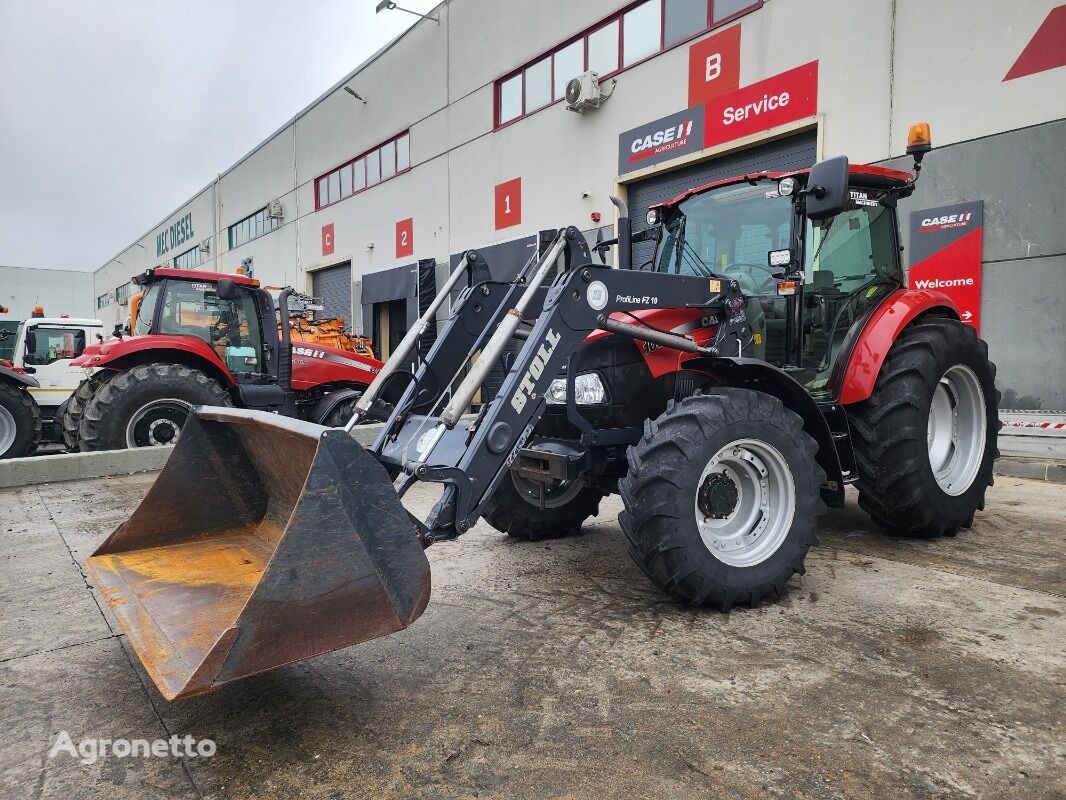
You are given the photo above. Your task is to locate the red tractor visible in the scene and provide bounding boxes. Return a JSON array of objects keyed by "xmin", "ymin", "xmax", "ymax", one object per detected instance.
[
  {"xmin": 86, "ymin": 124, "xmax": 1002, "ymax": 701},
  {"xmin": 67, "ymin": 268, "xmax": 382, "ymax": 450}
]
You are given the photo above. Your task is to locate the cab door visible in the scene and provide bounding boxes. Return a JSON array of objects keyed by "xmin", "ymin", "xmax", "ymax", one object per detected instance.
[{"xmin": 19, "ymin": 324, "xmax": 92, "ymax": 410}]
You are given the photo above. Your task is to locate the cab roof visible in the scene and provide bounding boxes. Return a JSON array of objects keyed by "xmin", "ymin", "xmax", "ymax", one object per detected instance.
[
  {"xmin": 655, "ymin": 164, "xmax": 914, "ymax": 211},
  {"xmin": 27, "ymin": 318, "xmax": 103, "ymax": 327},
  {"xmin": 136, "ymin": 268, "xmax": 260, "ymax": 287}
]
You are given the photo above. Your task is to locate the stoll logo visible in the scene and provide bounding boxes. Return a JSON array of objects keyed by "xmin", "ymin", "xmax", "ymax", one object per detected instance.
[{"xmin": 510, "ymin": 328, "xmax": 561, "ymax": 413}]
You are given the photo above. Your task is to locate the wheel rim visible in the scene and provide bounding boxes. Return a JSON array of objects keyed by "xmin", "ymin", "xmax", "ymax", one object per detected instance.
[
  {"xmin": 927, "ymin": 364, "xmax": 986, "ymax": 496},
  {"xmin": 695, "ymin": 438, "xmax": 796, "ymax": 567},
  {"xmin": 511, "ymin": 471, "xmax": 585, "ymax": 509},
  {"xmin": 0, "ymin": 405, "xmax": 17, "ymax": 455},
  {"xmin": 125, "ymin": 398, "xmax": 193, "ymax": 448}
]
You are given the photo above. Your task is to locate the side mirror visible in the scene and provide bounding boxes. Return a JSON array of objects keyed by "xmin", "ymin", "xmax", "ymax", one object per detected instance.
[
  {"xmin": 805, "ymin": 155, "xmax": 849, "ymax": 221},
  {"xmin": 216, "ymin": 277, "xmax": 239, "ymax": 300},
  {"xmin": 25, "ymin": 329, "xmax": 36, "ymax": 355}
]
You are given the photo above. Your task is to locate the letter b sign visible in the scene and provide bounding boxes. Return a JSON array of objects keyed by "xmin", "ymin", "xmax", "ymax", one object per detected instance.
[{"xmin": 688, "ymin": 25, "xmax": 740, "ymax": 107}]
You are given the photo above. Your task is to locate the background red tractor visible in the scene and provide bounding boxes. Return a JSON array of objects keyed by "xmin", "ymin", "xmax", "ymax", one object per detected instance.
[{"xmin": 66, "ymin": 268, "xmax": 382, "ymax": 450}]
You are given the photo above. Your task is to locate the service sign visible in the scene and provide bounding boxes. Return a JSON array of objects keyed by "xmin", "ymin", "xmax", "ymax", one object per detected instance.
[
  {"xmin": 703, "ymin": 61, "xmax": 818, "ymax": 148},
  {"xmin": 618, "ymin": 106, "xmax": 705, "ymax": 174},
  {"xmin": 908, "ymin": 201, "xmax": 984, "ymax": 331}
]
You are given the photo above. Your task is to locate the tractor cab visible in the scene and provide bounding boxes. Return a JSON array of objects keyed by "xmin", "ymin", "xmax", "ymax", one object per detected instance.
[
  {"xmin": 131, "ymin": 268, "xmax": 277, "ymax": 379},
  {"xmin": 649, "ymin": 163, "xmax": 913, "ymax": 399}
]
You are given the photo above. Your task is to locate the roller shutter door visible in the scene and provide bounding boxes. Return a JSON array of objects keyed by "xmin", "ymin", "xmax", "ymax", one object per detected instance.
[
  {"xmin": 312, "ymin": 262, "xmax": 352, "ymax": 322},
  {"xmin": 627, "ymin": 131, "xmax": 818, "ymax": 269}
]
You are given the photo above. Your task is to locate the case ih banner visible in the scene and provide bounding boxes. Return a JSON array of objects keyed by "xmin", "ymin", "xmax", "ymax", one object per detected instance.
[
  {"xmin": 618, "ymin": 106, "xmax": 705, "ymax": 174},
  {"xmin": 908, "ymin": 201, "xmax": 984, "ymax": 332}
]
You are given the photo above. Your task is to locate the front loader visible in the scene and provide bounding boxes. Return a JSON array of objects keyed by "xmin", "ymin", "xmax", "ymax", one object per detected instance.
[{"xmin": 86, "ymin": 124, "xmax": 999, "ymax": 700}]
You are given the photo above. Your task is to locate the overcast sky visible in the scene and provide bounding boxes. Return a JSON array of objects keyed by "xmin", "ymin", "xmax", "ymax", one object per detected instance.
[{"xmin": 0, "ymin": 0, "xmax": 439, "ymax": 271}]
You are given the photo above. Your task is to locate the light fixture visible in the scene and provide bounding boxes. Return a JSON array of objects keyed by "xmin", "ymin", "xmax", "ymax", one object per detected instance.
[
  {"xmin": 344, "ymin": 86, "xmax": 367, "ymax": 104},
  {"xmin": 646, "ymin": 208, "xmax": 661, "ymax": 225},
  {"xmin": 778, "ymin": 177, "xmax": 797, "ymax": 196},
  {"xmin": 375, "ymin": 1, "xmax": 439, "ymax": 24}
]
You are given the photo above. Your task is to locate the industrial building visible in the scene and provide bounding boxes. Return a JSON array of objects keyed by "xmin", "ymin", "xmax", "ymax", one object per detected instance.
[{"xmin": 91, "ymin": 0, "xmax": 1066, "ymax": 411}]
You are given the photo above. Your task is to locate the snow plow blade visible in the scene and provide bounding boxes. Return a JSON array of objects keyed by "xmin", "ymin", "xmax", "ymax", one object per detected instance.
[{"xmin": 84, "ymin": 407, "xmax": 430, "ymax": 701}]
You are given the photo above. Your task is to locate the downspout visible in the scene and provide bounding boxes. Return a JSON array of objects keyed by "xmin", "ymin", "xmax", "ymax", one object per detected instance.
[{"xmin": 293, "ymin": 117, "xmax": 301, "ymax": 288}]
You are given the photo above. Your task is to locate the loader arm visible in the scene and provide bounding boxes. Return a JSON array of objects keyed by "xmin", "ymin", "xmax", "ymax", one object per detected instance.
[{"xmin": 372, "ymin": 226, "xmax": 755, "ymax": 543}]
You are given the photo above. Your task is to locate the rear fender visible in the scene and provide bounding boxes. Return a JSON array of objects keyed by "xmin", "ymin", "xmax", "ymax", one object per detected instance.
[
  {"xmin": 682, "ymin": 356, "xmax": 844, "ymax": 506},
  {"xmin": 0, "ymin": 363, "xmax": 39, "ymax": 388},
  {"xmin": 75, "ymin": 336, "xmax": 236, "ymax": 388},
  {"xmin": 309, "ymin": 387, "xmax": 363, "ymax": 426},
  {"xmin": 837, "ymin": 289, "xmax": 958, "ymax": 405}
]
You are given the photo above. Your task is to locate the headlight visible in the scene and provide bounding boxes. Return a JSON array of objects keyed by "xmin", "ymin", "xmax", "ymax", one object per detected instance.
[
  {"xmin": 545, "ymin": 372, "xmax": 608, "ymax": 405},
  {"xmin": 646, "ymin": 208, "xmax": 661, "ymax": 225},
  {"xmin": 778, "ymin": 177, "xmax": 797, "ymax": 196}
]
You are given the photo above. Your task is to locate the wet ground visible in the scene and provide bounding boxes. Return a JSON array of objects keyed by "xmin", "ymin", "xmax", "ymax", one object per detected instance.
[{"xmin": 1, "ymin": 474, "xmax": 1063, "ymax": 799}]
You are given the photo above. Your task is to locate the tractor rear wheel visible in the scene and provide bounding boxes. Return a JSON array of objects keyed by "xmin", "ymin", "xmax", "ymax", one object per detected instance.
[
  {"xmin": 0, "ymin": 381, "xmax": 42, "ymax": 459},
  {"xmin": 619, "ymin": 389, "xmax": 824, "ymax": 610},
  {"xmin": 62, "ymin": 372, "xmax": 109, "ymax": 451},
  {"xmin": 483, "ymin": 471, "xmax": 605, "ymax": 541},
  {"xmin": 79, "ymin": 363, "xmax": 231, "ymax": 451},
  {"xmin": 847, "ymin": 317, "xmax": 999, "ymax": 537},
  {"xmin": 323, "ymin": 393, "xmax": 363, "ymax": 428}
]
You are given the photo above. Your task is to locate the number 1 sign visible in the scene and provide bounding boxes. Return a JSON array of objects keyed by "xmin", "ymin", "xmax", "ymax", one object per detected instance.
[{"xmin": 495, "ymin": 177, "xmax": 522, "ymax": 230}]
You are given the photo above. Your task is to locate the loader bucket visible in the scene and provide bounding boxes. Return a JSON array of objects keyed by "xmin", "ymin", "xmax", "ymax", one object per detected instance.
[{"xmin": 84, "ymin": 407, "xmax": 430, "ymax": 700}]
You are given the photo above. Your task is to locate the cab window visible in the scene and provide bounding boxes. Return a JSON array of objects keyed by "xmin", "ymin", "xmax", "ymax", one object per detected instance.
[
  {"xmin": 157, "ymin": 280, "xmax": 264, "ymax": 374},
  {"xmin": 24, "ymin": 327, "xmax": 87, "ymax": 365},
  {"xmin": 133, "ymin": 283, "xmax": 161, "ymax": 335},
  {"xmin": 656, "ymin": 183, "xmax": 792, "ymax": 297}
]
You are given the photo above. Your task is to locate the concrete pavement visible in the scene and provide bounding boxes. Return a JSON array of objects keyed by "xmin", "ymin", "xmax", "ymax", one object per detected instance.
[{"xmin": 1, "ymin": 474, "xmax": 1063, "ymax": 799}]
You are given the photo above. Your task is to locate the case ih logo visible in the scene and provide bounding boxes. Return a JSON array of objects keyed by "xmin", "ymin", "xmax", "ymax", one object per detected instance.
[
  {"xmin": 909, "ymin": 201, "xmax": 984, "ymax": 331},
  {"xmin": 919, "ymin": 211, "xmax": 975, "ymax": 231},
  {"xmin": 629, "ymin": 119, "xmax": 696, "ymax": 163},
  {"xmin": 292, "ymin": 346, "xmax": 325, "ymax": 358},
  {"xmin": 618, "ymin": 107, "xmax": 705, "ymax": 174}
]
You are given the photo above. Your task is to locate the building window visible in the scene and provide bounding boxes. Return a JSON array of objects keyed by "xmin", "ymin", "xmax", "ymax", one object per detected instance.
[
  {"xmin": 115, "ymin": 282, "xmax": 134, "ymax": 304},
  {"xmin": 228, "ymin": 207, "xmax": 280, "ymax": 250},
  {"xmin": 96, "ymin": 293, "xmax": 111, "ymax": 310},
  {"xmin": 172, "ymin": 246, "xmax": 203, "ymax": 269},
  {"xmin": 494, "ymin": 0, "xmax": 761, "ymax": 127},
  {"xmin": 314, "ymin": 130, "xmax": 411, "ymax": 210}
]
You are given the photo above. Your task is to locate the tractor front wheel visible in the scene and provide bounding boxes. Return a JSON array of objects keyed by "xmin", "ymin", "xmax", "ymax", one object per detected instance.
[
  {"xmin": 483, "ymin": 471, "xmax": 605, "ymax": 541},
  {"xmin": 62, "ymin": 372, "xmax": 109, "ymax": 451},
  {"xmin": 847, "ymin": 316, "xmax": 999, "ymax": 537},
  {"xmin": 0, "ymin": 381, "xmax": 41, "ymax": 459},
  {"xmin": 619, "ymin": 389, "xmax": 824, "ymax": 610},
  {"xmin": 79, "ymin": 364, "xmax": 231, "ymax": 451}
]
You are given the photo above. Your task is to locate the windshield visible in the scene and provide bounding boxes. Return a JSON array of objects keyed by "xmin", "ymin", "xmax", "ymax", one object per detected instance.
[
  {"xmin": 157, "ymin": 279, "xmax": 265, "ymax": 375},
  {"xmin": 655, "ymin": 182, "xmax": 792, "ymax": 297},
  {"xmin": 134, "ymin": 283, "xmax": 159, "ymax": 335}
]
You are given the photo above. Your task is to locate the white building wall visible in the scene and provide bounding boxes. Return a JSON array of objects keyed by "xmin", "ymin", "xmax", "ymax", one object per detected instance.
[{"xmin": 90, "ymin": 0, "xmax": 1066, "ymax": 335}]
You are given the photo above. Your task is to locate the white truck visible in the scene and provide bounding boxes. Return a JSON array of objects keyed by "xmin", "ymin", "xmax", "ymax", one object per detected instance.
[{"xmin": 0, "ymin": 314, "xmax": 104, "ymax": 457}]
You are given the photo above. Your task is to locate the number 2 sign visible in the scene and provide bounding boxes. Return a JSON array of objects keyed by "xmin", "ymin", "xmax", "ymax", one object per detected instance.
[
  {"xmin": 495, "ymin": 177, "xmax": 522, "ymax": 230},
  {"xmin": 688, "ymin": 25, "xmax": 741, "ymax": 107},
  {"xmin": 395, "ymin": 217, "xmax": 413, "ymax": 258}
]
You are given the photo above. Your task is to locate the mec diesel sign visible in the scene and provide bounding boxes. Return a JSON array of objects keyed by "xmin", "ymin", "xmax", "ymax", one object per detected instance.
[
  {"xmin": 156, "ymin": 213, "xmax": 194, "ymax": 257},
  {"xmin": 618, "ymin": 106, "xmax": 705, "ymax": 174}
]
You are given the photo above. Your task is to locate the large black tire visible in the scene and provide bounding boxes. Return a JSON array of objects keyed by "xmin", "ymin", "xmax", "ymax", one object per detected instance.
[
  {"xmin": 79, "ymin": 363, "xmax": 231, "ymax": 451},
  {"xmin": 619, "ymin": 389, "xmax": 825, "ymax": 610},
  {"xmin": 0, "ymin": 381, "xmax": 42, "ymax": 459},
  {"xmin": 483, "ymin": 471, "xmax": 605, "ymax": 541},
  {"xmin": 62, "ymin": 372, "xmax": 109, "ymax": 451},
  {"xmin": 323, "ymin": 393, "xmax": 363, "ymax": 428},
  {"xmin": 847, "ymin": 317, "xmax": 1000, "ymax": 537}
]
